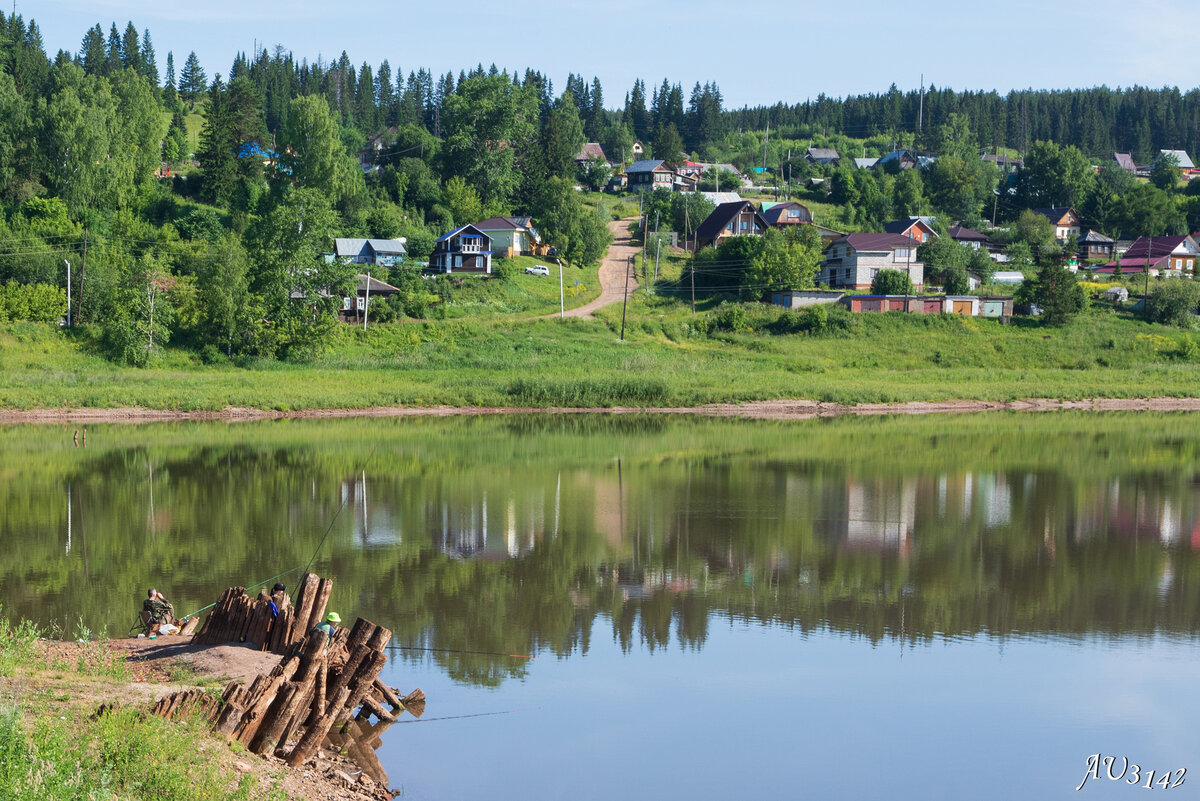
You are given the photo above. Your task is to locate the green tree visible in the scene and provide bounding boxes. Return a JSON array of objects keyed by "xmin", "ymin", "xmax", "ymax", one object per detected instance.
[
  {"xmin": 1017, "ymin": 140, "xmax": 1095, "ymax": 208},
  {"xmin": 443, "ymin": 175, "xmax": 482, "ymax": 227},
  {"xmin": 1151, "ymin": 152, "xmax": 1182, "ymax": 191},
  {"xmin": 178, "ymin": 51, "xmax": 206, "ymax": 106},
  {"xmin": 652, "ymin": 122, "xmax": 684, "ymax": 165},
  {"xmin": 529, "ymin": 177, "xmax": 611, "ymax": 266},
  {"xmin": 441, "ymin": 74, "xmax": 539, "ymax": 209},
  {"xmin": 542, "ymin": 92, "xmax": 586, "ymax": 180},
  {"xmin": 870, "ymin": 268, "xmax": 912, "ymax": 295},
  {"xmin": 741, "ymin": 226, "xmax": 823, "ymax": 299},
  {"xmin": 1145, "ymin": 280, "xmax": 1200, "ymax": 327},
  {"xmin": 1028, "ymin": 259, "xmax": 1086, "ymax": 324}
]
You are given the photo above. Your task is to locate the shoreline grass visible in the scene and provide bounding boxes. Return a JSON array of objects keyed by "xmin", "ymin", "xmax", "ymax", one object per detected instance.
[{"xmin": 2, "ymin": 303, "xmax": 1199, "ymax": 412}]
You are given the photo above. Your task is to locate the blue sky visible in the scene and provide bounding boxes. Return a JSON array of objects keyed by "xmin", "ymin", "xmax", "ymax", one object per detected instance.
[{"xmin": 30, "ymin": 0, "xmax": 1200, "ymax": 110}]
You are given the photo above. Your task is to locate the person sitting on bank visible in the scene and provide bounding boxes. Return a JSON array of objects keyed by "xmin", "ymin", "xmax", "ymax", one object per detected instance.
[
  {"xmin": 312, "ymin": 611, "xmax": 340, "ymax": 640},
  {"xmin": 143, "ymin": 588, "xmax": 175, "ymax": 632}
]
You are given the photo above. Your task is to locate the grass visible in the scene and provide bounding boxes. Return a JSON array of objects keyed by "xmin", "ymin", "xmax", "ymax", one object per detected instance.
[
  {"xmin": 0, "ymin": 609, "xmax": 286, "ymax": 800},
  {"xmin": 2, "ymin": 296, "xmax": 1200, "ymax": 411}
]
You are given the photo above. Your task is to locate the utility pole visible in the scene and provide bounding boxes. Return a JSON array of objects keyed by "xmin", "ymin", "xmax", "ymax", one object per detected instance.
[
  {"xmin": 621, "ymin": 256, "xmax": 631, "ymax": 340},
  {"xmin": 690, "ymin": 258, "xmax": 696, "ymax": 314},
  {"xmin": 559, "ymin": 264, "xmax": 564, "ymax": 317},
  {"xmin": 363, "ymin": 272, "xmax": 370, "ymax": 329},
  {"xmin": 1144, "ymin": 235, "xmax": 1152, "ymax": 319},
  {"xmin": 76, "ymin": 229, "xmax": 88, "ymax": 326},
  {"xmin": 63, "ymin": 260, "xmax": 70, "ymax": 327},
  {"xmin": 918, "ymin": 74, "xmax": 924, "ymax": 134}
]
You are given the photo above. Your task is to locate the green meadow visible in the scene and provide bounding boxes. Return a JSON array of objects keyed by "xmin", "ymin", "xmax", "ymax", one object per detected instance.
[{"xmin": 2, "ymin": 292, "xmax": 1199, "ymax": 411}]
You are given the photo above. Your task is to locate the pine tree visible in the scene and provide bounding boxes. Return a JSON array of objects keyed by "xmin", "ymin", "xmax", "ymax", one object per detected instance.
[
  {"xmin": 179, "ymin": 51, "xmax": 206, "ymax": 106},
  {"xmin": 587, "ymin": 77, "xmax": 605, "ymax": 141},
  {"xmin": 121, "ymin": 21, "xmax": 139, "ymax": 71},
  {"xmin": 106, "ymin": 22, "xmax": 122, "ymax": 74},
  {"xmin": 140, "ymin": 29, "xmax": 158, "ymax": 86},
  {"xmin": 80, "ymin": 24, "xmax": 105, "ymax": 75}
]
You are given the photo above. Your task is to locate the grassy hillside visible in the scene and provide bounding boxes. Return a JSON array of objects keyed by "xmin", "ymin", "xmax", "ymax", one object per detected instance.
[{"xmin": 2, "ymin": 299, "xmax": 1198, "ymax": 410}]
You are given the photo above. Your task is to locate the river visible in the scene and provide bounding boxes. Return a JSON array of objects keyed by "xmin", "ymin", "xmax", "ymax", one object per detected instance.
[{"xmin": 2, "ymin": 412, "xmax": 1198, "ymax": 799}]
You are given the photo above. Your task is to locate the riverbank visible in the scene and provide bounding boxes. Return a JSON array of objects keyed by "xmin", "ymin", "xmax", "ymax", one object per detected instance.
[
  {"xmin": 0, "ymin": 633, "xmax": 397, "ymax": 800},
  {"xmin": 4, "ymin": 309, "xmax": 1200, "ymax": 413},
  {"xmin": 4, "ymin": 396, "xmax": 1200, "ymax": 423}
]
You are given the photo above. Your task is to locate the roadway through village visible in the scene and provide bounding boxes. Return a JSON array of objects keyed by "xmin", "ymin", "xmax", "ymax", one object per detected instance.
[{"xmin": 556, "ymin": 217, "xmax": 640, "ymax": 318}]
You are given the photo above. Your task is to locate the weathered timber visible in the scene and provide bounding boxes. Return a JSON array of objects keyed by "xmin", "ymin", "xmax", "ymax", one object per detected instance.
[
  {"xmin": 285, "ymin": 686, "xmax": 351, "ymax": 768},
  {"xmin": 333, "ymin": 650, "xmax": 389, "ymax": 727},
  {"xmin": 358, "ymin": 692, "xmax": 396, "ymax": 723},
  {"xmin": 372, "ymin": 679, "xmax": 402, "ymax": 710},
  {"xmin": 304, "ymin": 577, "xmax": 334, "ymax": 635},
  {"xmin": 288, "ymin": 573, "xmax": 320, "ymax": 644}
]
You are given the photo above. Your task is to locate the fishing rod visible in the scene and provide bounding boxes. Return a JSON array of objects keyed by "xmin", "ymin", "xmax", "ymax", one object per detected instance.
[
  {"xmin": 178, "ymin": 495, "xmax": 350, "ymax": 621},
  {"xmin": 388, "ymin": 643, "xmax": 535, "ymax": 660},
  {"xmin": 178, "ymin": 440, "xmax": 382, "ymax": 621}
]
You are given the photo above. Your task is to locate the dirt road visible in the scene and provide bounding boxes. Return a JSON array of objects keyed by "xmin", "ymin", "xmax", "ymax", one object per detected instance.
[{"xmin": 559, "ymin": 217, "xmax": 640, "ymax": 318}]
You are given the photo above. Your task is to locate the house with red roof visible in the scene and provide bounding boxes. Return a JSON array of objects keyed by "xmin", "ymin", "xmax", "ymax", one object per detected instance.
[
  {"xmin": 820, "ymin": 233, "xmax": 925, "ymax": 289},
  {"xmin": 1097, "ymin": 235, "xmax": 1200, "ymax": 276},
  {"xmin": 883, "ymin": 217, "xmax": 937, "ymax": 244},
  {"xmin": 473, "ymin": 216, "xmax": 542, "ymax": 258},
  {"xmin": 761, "ymin": 201, "xmax": 813, "ymax": 229},
  {"xmin": 948, "ymin": 225, "xmax": 989, "ymax": 250}
]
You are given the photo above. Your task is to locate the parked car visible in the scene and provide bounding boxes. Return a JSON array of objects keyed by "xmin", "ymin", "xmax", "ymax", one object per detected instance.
[{"xmin": 525, "ymin": 264, "xmax": 550, "ymax": 276}]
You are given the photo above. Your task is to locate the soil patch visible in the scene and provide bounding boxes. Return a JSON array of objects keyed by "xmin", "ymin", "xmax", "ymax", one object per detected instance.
[{"xmin": 3, "ymin": 396, "xmax": 1200, "ymax": 424}]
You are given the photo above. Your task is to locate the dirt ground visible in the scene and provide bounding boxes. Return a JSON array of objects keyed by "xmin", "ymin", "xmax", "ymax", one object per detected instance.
[
  {"xmin": 4, "ymin": 396, "xmax": 1200, "ymax": 425},
  {"xmin": 31, "ymin": 635, "xmax": 404, "ymax": 801}
]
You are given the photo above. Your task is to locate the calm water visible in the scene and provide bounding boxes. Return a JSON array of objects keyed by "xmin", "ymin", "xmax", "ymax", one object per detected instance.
[{"xmin": 3, "ymin": 413, "xmax": 1200, "ymax": 799}]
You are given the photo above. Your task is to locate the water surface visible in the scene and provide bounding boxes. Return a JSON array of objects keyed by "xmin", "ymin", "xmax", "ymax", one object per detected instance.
[{"xmin": 2, "ymin": 413, "xmax": 1199, "ymax": 799}]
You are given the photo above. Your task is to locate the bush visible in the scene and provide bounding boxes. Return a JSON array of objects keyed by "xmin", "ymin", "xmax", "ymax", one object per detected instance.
[
  {"xmin": 712, "ymin": 303, "xmax": 751, "ymax": 333},
  {"xmin": 0, "ymin": 283, "xmax": 67, "ymax": 324},
  {"xmin": 1145, "ymin": 280, "xmax": 1200, "ymax": 328},
  {"xmin": 870, "ymin": 268, "xmax": 912, "ymax": 295},
  {"xmin": 491, "ymin": 258, "xmax": 517, "ymax": 281}
]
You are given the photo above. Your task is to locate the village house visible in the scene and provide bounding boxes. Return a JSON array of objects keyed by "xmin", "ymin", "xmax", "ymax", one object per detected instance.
[
  {"xmin": 340, "ymin": 274, "xmax": 401, "ymax": 323},
  {"xmin": 1077, "ymin": 230, "xmax": 1115, "ymax": 263},
  {"xmin": 883, "ymin": 217, "xmax": 937, "ymax": 244},
  {"xmin": 948, "ymin": 225, "xmax": 989, "ymax": 250},
  {"xmin": 1113, "ymin": 152, "xmax": 1137, "ymax": 173},
  {"xmin": 876, "ymin": 150, "xmax": 919, "ymax": 170},
  {"xmin": 820, "ymin": 233, "xmax": 925, "ymax": 289},
  {"xmin": 982, "ymin": 154, "xmax": 1023, "ymax": 173},
  {"xmin": 1033, "ymin": 207, "xmax": 1082, "ymax": 242},
  {"xmin": 760, "ymin": 201, "xmax": 813, "ymax": 229},
  {"xmin": 626, "ymin": 159, "xmax": 674, "ymax": 192},
  {"xmin": 428, "ymin": 225, "xmax": 492, "ymax": 274},
  {"xmin": 853, "ymin": 157, "xmax": 879, "ymax": 169},
  {"xmin": 694, "ymin": 200, "xmax": 769, "ymax": 251},
  {"xmin": 473, "ymin": 216, "xmax": 542, "ymax": 259},
  {"xmin": 330, "ymin": 238, "xmax": 408, "ymax": 267},
  {"xmin": 574, "ymin": 142, "xmax": 608, "ymax": 166},
  {"xmin": 806, "ymin": 147, "xmax": 840, "ymax": 167},
  {"xmin": 1099, "ymin": 234, "xmax": 1200, "ymax": 276},
  {"xmin": 1158, "ymin": 149, "xmax": 1197, "ymax": 178}
]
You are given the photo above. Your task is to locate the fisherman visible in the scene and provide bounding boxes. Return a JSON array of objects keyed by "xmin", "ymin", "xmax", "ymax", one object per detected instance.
[
  {"xmin": 312, "ymin": 611, "xmax": 341, "ymax": 640},
  {"xmin": 268, "ymin": 582, "xmax": 286, "ymax": 619},
  {"xmin": 143, "ymin": 588, "xmax": 175, "ymax": 632}
]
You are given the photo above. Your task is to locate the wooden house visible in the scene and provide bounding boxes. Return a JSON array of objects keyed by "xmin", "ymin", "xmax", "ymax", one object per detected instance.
[
  {"xmin": 877, "ymin": 150, "xmax": 919, "ymax": 170},
  {"xmin": 1033, "ymin": 207, "xmax": 1082, "ymax": 242},
  {"xmin": 761, "ymin": 201, "xmax": 813, "ymax": 228},
  {"xmin": 1110, "ymin": 235, "xmax": 1200, "ymax": 275},
  {"xmin": 626, "ymin": 159, "xmax": 674, "ymax": 192},
  {"xmin": 1078, "ymin": 230, "xmax": 1114, "ymax": 263},
  {"xmin": 429, "ymin": 225, "xmax": 492, "ymax": 274},
  {"xmin": 340, "ymin": 274, "xmax": 401, "ymax": 323},
  {"xmin": 694, "ymin": 201, "xmax": 768, "ymax": 250},
  {"xmin": 948, "ymin": 225, "xmax": 988, "ymax": 250},
  {"xmin": 806, "ymin": 147, "xmax": 840, "ymax": 167},
  {"xmin": 331, "ymin": 238, "xmax": 408, "ymax": 268},
  {"xmin": 473, "ymin": 216, "xmax": 542, "ymax": 258},
  {"xmin": 574, "ymin": 142, "xmax": 608, "ymax": 166}
]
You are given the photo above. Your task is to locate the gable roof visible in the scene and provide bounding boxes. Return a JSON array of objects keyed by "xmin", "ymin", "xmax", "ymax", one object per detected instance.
[
  {"xmin": 435, "ymin": 224, "xmax": 490, "ymax": 243},
  {"xmin": 366, "ymin": 238, "xmax": 406, "ymax": 254},
  {"xmin": 1159, "ymin": 149, "xmax": 1196, "ymax": 170},
  {"xmin": 883, "ymin": 217, "xmax": 937, "ymax": 237},
  {"xmin": 853, "ymin": 157, "xmax": 879, "ymax": 169},
  {"xmin": 576, "ymin": 142, "xmax": 607, "ymax": 162},
  {"xmin": 695, "ymin": 201, "xmax": 768, "ymax": 241},
  {"xmin": 626, "ymin": 159, "xmax": 668, "ymax": 173},
  {"xmin": 1033, "ymin": 207, "xmax": 1079, "ymax": 225},
  {"xmin": 948, "ymin": 225, "xmax": 988, "ymax": 242},
  {"xmin": 1079, "ymin": 229, "xmax": 1114, "ymax": 244},
  {"xmin": 1124, "ymin": 235, "xmax": 1197, "ymax": 259},
  {"xmin": 760, "ymin": 201, "xmax": 812, "ymax": 226},
  {"xmin": 807, "ymin": 147, "xmax": 840, "ymax": 161},
  {"xmin": 333, "ymin": 237, "xmax": 407, "ymax": 257},
  {"xmin": 473, "ymin": 216, "xmax": 520, "ymax": 231},
  {"xmin": 833, "ymin": 233, "xmax": 918, "ymax": 252},
  {"xmin": 698, "ymin": 191, "xmax": 742, "ymax": 205},
  {"xmin": 354, "ymin": 274, "xmax": 402, "ymax": 294},
  {"xmin": 1113, "ymin": 152, "xmax": 1137, "ymax": 171}
]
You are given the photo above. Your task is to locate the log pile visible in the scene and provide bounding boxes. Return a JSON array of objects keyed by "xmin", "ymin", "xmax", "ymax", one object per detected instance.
[
  {"xmin": 192, "ymin": 572, "xmax": 333, "ymax": 652},
  {"xmin": 154, "ymin": 607, "xmax": 421, "ymax": 776}
]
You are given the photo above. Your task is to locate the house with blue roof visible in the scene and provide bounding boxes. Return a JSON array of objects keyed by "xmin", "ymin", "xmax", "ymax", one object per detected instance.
[
  {"xmin": 428, "ymin": 225, "xmax": 492, "ymax": 274},
  {"xmin": 331, "ymin": 238, "xmax": 408, "ymax": 267}
]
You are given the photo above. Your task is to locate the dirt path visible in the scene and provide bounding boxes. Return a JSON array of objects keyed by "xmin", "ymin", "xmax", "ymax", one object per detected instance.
[
  {"xmin": 559, "ymin": 217, "xmax": 640, "ymax": 318},
  {"xmin": 6, "ymin": 397, "xmax": 1200, "ymax": 424}
]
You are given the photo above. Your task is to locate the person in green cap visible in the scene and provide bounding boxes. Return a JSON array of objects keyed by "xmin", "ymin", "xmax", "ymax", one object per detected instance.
[{"xmin": 313, "ymin": 611, "xmax": 341, "ymax": 640}]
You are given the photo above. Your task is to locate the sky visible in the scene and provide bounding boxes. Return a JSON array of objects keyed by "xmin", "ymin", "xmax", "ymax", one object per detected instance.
[{"xmin": 28, "ymin": 0, "xmax": 1200, "ymax": 111}]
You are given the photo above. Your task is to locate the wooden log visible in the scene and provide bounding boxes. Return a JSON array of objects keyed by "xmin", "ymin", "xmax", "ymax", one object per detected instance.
[
  {"xmin": 365, "ymin": 623, "xmax": 392, "ymax": 652},
  {"xmin": 231, "ymin": 656, "xmax": 299, "ymax": 746},
  {"xmin": 338, "ymin": 718, "xmax": 391, "ymax": 786},
  {"xmin": 291, "ymin": 630, "xmax": 328, "ymax": 685},
  {"xmin": 303, "ymin": 578, "xmax": 334, "ymax": 636},
  {"xmin": 178, "ymin": 617, "xmax": 199, "ymax": 636},
  {"xmin": 304, "ymin": 660, "xmax": 328, "ymax": 727},
  {"xmin": 326, "ymin": 644, "xmax": 370, "ymax": 706},
  {"xmin": 289, "ymin": 573, "xmax": 320, "ymax": 645},
  {"xmin": 343, "ymin": 618, "xmax": 374, "ymax": 652},
  {"xmin": 285, "ymin": 685, "xmax": 351, "ymax": 768},
  {"xmin": 333, "ymin": 650, "xmax": 388, "ymax": 727},
  {"xmin": 358, "ymin": 692, "xmax": 396, "ymax": 723},
  {"xmin": 373, "ymin": 679, "xmax": 402, "ymax": 710},
  {"xmin": 251, "ymin": 681, "xmax": 313, "ymax": 756}
]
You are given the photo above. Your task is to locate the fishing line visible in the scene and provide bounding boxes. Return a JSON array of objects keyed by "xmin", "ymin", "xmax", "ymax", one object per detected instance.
[{"xmin": 395, "ymin": 709, "xmax": 531, "ymax": 724}]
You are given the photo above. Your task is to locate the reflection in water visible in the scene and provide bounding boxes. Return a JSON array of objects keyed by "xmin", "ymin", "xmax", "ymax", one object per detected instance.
[{"xmin": 3, "ymin": 413, "xmax": 1200, "ymax": 675}]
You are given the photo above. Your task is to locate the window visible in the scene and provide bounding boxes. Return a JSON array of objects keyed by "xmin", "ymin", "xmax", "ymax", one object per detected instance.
[
  {"xmin": 895, "ymin": 248, "xmax": 911, "ymax": 261},
  {"xmin": 788, "ymin": 209, "xmax": 801, "ymax": 218},
  {"xmin": 740, "ymin": 220, "xmax": 749, "ymax": 231},
  {"xmin": 870, "ymin": 268, "xmax": 880, "ymax": 279}
]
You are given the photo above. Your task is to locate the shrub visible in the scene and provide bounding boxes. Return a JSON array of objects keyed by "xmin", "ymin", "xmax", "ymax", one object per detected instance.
[
  {"xmin": 870, "ymin": 268, "xmax": 912, "ymax": 295},
  {"xmin": 491, "ymin": 258, "xmax": 517, "ymax": 281},
  {"xmin": 712, "ymin": 303, "xmax": 751, "ymax": 333},
  {"xmin": 1145, "ymin": 280, "xmax": 1200, "ymax": 328}
]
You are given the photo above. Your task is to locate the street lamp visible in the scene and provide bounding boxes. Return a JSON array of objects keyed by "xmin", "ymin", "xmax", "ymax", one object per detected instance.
[{"xmin": 63, "ymin": 259, "xmax": 71, "ymax": 327}]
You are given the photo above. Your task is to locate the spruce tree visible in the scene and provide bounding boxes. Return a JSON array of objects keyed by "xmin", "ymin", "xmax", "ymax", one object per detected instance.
[
  {"xmin": 140, "ymin": 29, "xmax": 158, "ymax": 86},
  {"xmin": 179, "ymin": 51, "xmax": 206, "ymax": 106}
]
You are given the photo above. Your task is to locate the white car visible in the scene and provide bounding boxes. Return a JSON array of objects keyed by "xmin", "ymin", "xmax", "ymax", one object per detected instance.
[{"xmin": 525, "ymin": 265, "xmax": 550, "ymax": 276}]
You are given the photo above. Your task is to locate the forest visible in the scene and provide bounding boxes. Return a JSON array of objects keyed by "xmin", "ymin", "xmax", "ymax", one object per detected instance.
[{"xmin": 1, "ymin": 13, "xmax": 1200, "ymax": 366}]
